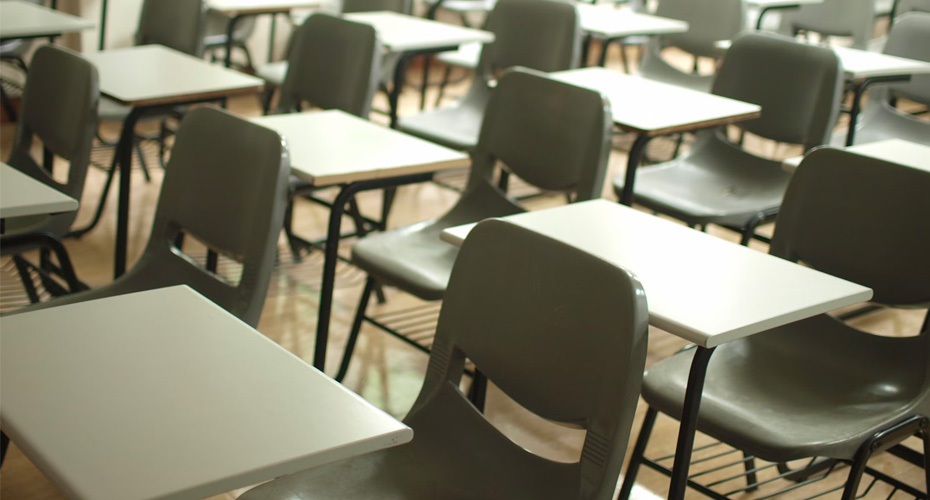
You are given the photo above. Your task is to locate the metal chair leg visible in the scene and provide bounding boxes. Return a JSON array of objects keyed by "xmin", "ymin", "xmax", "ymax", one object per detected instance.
[
  {"xmin": 617, "ymin": 407, "xmax": 658, "ymax": 500},
  {"xmin": 336, "ymin": 276, "xmax": 376, "ymax": 382},
  {"xmin": 467, "ymin": 369, "xmax": 487, "ymax": 412}
]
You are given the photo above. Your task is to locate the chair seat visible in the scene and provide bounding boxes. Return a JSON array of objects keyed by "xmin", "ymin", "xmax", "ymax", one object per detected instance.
[
  {"xmin": 437, "ymin": 42, "xmax": 481, "ymax": 69},
  {"xmin": 396, "ymin": 100, "xmax": 485, "ymax": 151},
  {"xmin": 614, "ymin": 134, "xmax": 792, "ymax": 228},
  {"xmin": 351, "ymin": 220, "xmax": 458, "ymax": 301},
  {"xmin": 352, "ymin": 181, "xmax": 523, "ymax": 301},
  {"xmin": 642, "ymin": 314, "xmax": 926, "ymax": 463},
  {"xmin": 238, "ymin": 386, "xmax": 581, "ymax": 500},
  {"xmin": 256, "ymin": 60, "xmax": 289, "ymax": 87}
]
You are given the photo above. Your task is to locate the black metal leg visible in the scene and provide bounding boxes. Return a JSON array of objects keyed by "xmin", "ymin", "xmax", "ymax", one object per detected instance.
[
  {"xmin": 380, "ymin": 187, "xmax": 397, "ymax": 231},
  {"xmin": 336, "ymin": 276, "xmax": 376, "ymax": 382},
  {"xmin": 668, "ymin": 346, "xmax": 716, "ymax": 500},
  {"xmin": 617, "ymin": 407, "xmax": 659, "ymax": 500},
  {"xmin": 268, "ymin": 13, "xmax": 277, "ymax": 64},
  {"xmin": 420, "ymin": 55, "xmax": 431, "ymax": 111},
  {"xmin": 224, "ymin": 15, "xmax": 243, "ymax": 68},
  {"xmin": 599, "ymin": 37, "xmax": 618, "ymax": 68},
  {"xmin": 389, "ymin": 53, "xmax": 416, "ymax": 129},
  {"xmin": 314, "ymin": 174, "xmax": 432, "ymax": 371},
  {"xmin": 435, "ymin": 64, "xmax": 452, "ymax": 107},
  {"xmin": 756, "ymin": 6, "xmax": 774, "ymax": 30},
  {"xmin": 206, "ymin": 250, "xmax": 218, "ymax": 273},
  {"xmin": 67, "ymin": 149, "xmax": 119, "ymax": 239},
  {"xmin": 114, "ymin": 107, "xmax": 145, "ymax": 278},
  {"xmin": 620, "ymin": 134, "xmax": 652, "ymax": 206},
  {"xmin": 0, "ymin": 431, "xmax": 8, "ymax": 468},
  {"xmin": 13, "ymin": 255, "xmax": 40, "ymax": 304},
  {"xmin": 99, "ymin": 0, "xmax": 108, "ymax": 50},
  {"xmin": 742, "ymin": 452, "xmax": 759, "ymax": 490},
  {"xmin": 467, "ymin": 369, "xmax": 487, "ymax": 412},
  {"xmin": 582, "ymin": 35, "xmax": 592, "ymax": 67}
]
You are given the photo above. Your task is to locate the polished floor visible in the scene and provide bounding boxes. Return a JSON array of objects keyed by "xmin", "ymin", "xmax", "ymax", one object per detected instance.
[{"xmin": 1, "ymin": 35, "xmax": 928, "ymax": 500}]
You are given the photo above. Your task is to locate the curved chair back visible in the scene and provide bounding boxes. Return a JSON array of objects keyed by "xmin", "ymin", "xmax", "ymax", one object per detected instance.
[
  {"xmin": 637, "ymin": 0, "xmax": 744, "ymax": 92},
  {"xmin": 881, "ymin": 12, "xmax": 930, "ymax": 105},
  {"xmin": 778, "ymin": 0, "xmax": 876, "ymax": 49},
  {"xmin": 477, "ymin": 0, "xmax": 581, "ymax": 75},
  {"xmin": 6, "ymin": 45, "xmax": 99, "ymax": 236},
  {"xmin": 712, "ymin": 32, "xmax": 843, "ymax": 150},
  {"xmin": 136, "ymin": 0, "xmax": 207, "ymax": 57},
  {"xmin": 412, "ymin": 219, "xmax": 648, "ymax": 499},
  {"xmin": 130, "ymin": 107, "xmax": 289, "ymax": 326},
  {"xmin": 277, "ymin": 13, "xmax": 381, "ymax": 117},
  {"xmin": 656, "ymin": 0, "xmax": 745, "ymax": 58},
  {"xmin": 343, "ymin": 0, "xmax": 412, "ymax": 14},
  {"xmin": 771, "ymin": 148, "xmax": 930, "ymax": 307},
  {"xmin": 468, "ymin": 68, "xmax": 612, "ymax": 201}
]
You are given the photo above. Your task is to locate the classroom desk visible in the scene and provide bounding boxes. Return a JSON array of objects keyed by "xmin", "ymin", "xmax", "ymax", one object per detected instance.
[
  {"xmin": 0, "ymin": 163, "xmax": 83, "ymax": 294},
  {"xmin": 251, "ymin": 109, "xmax": 469, "ymax": 371},
  {"xmin": 441, "ymin": 199, "xmax": 873, "ymax": 500},
  {"xmin": 0, "ymin": 285, "xmax": 413, "ymax": 500},
  {"xmin": 0, "ymin": 0, "xmax": 93, "ymax": 41},
  {"xmin": 344, "ymin": 11, "xmax": 494, "ymax": 128},
  {"xmin": 208, "ymin": 0, "xmax": 323, "ymax": 67},
  {"xmin": 83, "ymin": 45, "xmax": 264, "ymax": 279},
  {"xmin": 783, "ymin": 138, "xmax": 930, "ymax": 171},
  {"xmin": 833, "ymin": 46, "xmax": 930, "ymax": 146},
  {"xmin": 551, "ymin": 67, "xmax": 761, "ymax": 206},
  {"xmin": 577, "ymin": 3, "xmax": 690, "ymax": 67},
  {"xmin": 749, "ymin": 0, "xmax": 823, "ymax": 30},
  {"xmin": 0, "ymin": 163, "xmax": 78, "ymax": 221}
]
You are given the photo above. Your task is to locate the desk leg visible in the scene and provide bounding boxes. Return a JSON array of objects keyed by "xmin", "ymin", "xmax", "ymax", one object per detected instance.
[
  {"xmin": 845, "ymin": 75, "xmax": 911, "ymax": 147},
  {"xmin": 388, "ymin": 53, "xmax": 417, "ymax": 129},
  {"xmin": 99, "ymin": 0, "xmax": 108, "ymax": 50},
  {"xmin": 225, "ymin": 15, "xmax": 244, "ymax": 68},
  {"xmin": 269, "ymin": 13, "xmax": 278, "ymax": 64},
  {"xmin": 314, "ymin": 173, "xmax": 433, "ymax": 371},
  {"xmin": 619, "ymin": 134, "xmax": 651, "ymax": 206},
  {"xmin": 668, "ymin": 346, "xmax": 716, "ymax": 500},
  {"xmin": 113, "ymin": 107, "xmax": 145, "ymax": 279}
]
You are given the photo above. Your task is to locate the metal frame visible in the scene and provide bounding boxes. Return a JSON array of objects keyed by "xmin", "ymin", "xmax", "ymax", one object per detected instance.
[{"xmin": 845, "ymin": 75, "xmax": 912, "ymax": 146}]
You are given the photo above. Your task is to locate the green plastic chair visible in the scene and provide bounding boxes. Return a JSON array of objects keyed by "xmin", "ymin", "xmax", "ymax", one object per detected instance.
[
  {"xmin": 1, "ymin": 45, "xmax": 99, "ymax": 300},
  {"xmin": 336, "ymin": 67, "xmax": 612, "ymax": 381},
  {"xmin": 11, "ymin": 107, "xmax": 291, "ymax": 328},
  {"xmin": 613, "ymin": 32, "xmax": 843, "ymax": 245},
  {"xmin": 397, "ymin": 0, "xmax": 581, "ymax": 151},
  {"xmin": 239, "ymin": 218, "xmax": 649, "ymax": 500},
  {"xmin": 619, "ymin": 147, "xmax": 930, "ymax": 500}
]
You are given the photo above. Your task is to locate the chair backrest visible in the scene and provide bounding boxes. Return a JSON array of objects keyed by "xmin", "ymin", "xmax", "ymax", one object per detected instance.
[
  {"xmin": 778, "ymin": 0, "xmax": 876, "ymax": 49},
  {"xmin": 126, "ymin": 107, "xmax": 290, "ymax": 327},
  {"xmin": 136, "ymin": 0, "xmax": 207, "ymax": 57},
  {"xmin": 6, "ymin": 45, "xmax": 99, "ymax": 235},
  {"xmin": 477, "ymin": 0, "xmax": 581, "ymax": 76},
  {"xmin": 881, "ymin": 12, "xmax": 930, "ymax": 105},
  {"xmin": 654, "ymin": 0, "xmax": 746, "ymax": 58},
  {"xmin": 409, "ymin": 219, "xmax": 648, "ymax": 499},
  {"xmin": 276, "ymin": 13, "xmax": 381, "ymax": 117},
  {"xmin": 342, "ymin": 0, "xmax": 412, "ymax": 14},
  {"xmin": 466, "ymin": 68, "xmax": 612, "ymax": 202},
  {"xmin": 712, "ymin": 32, "xmax": 843, "ymax": 150},
  {"xmin": 770, "ymin": 148, "xmax": 930, "ymax": 307}
]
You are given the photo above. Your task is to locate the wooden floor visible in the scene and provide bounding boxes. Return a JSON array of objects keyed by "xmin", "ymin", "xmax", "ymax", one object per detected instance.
[{"xmin": 1, "ymin": 39, "xmax": 928, "ymax": 500}]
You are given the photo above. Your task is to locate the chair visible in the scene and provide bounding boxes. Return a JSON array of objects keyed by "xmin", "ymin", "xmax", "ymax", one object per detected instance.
[
  {"xmin": 76, "ymin": 0, "xmax": 209, "ymax": 237},
  {"xmin": 239, "ymin": 218, "xmax": 649, "ymax": 500},
  {"xmin": 13, "ymin": 107, "xmax": 291, "ymax": 328},
  {"xmin": 336, "ymin": 68, "xmax": 612, "ymax": 381},
  {"xmin": 1, "ymin": 45, "xmax": 99, "ymax": 301},
  {"xmin": 0, "ymin": 0, "xmax": 45, "ymax": 121},
  {"xmin": 636, "ymin": 0, "xmax": 746, "ymax": 93},
  {"xmin": 619, "ymin": 147, "xmax": 930, "ymax": 500},
  {"xmin": 833, "ymin": 12, "xmax": 930, "ymax": 147},
  {"xmin": 266, "ymin": 13, "xmax": 381, "ymax": 259},
  {"xmin": 778, "ymin": 0, "xmax": 877, "ymax": 49},
  {"xmin": 254, "ymin": 0, "xmax": 411, "ymax": 113},
  {"xmin": 204, "ymin": 9, "xmax": 258, "ymax": 70},
  {"xmin": 397, "ymin": 0, "xmax": 581, "ymax": 151},
  {"xmin": 613, "ymin": 32, "xmax": 843, "ymax": 245}
]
